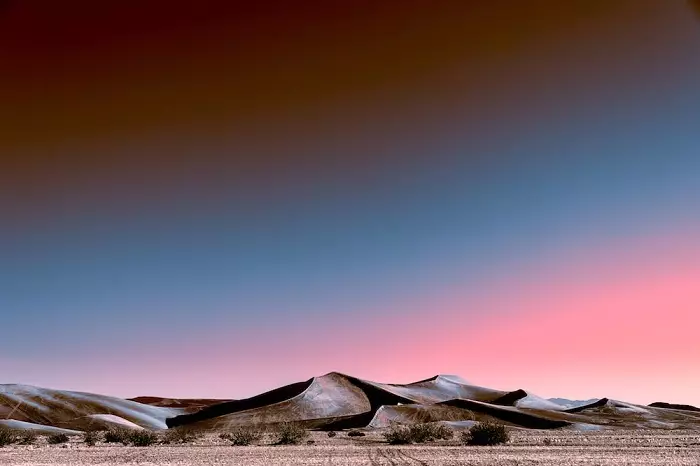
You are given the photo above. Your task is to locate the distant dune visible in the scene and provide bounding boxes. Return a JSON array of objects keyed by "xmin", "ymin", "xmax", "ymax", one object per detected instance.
[
  {"xmin": 548, "ymin": 398, "xmax": 601, "ymax": 409},
  {"xmin": 128, "ymin": 396, "xmax": 230, "ymax": 410},
  {"xmin": 2, "ymin": 374, "xmax": 700, "ymax": 433},
  {"xmin": 0, "ymin": 384, "xmax": 182, "ymax": 431},
  {"xmin": 648, "ymin": 402, "xmax": 700, "ymax": 412}
]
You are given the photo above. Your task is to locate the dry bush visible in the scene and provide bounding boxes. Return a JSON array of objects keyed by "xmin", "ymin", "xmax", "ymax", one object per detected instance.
[
  {"xmin": 104, "ymin": 428, "xmax": 131, "ymax": 444},
  {"xmin": 327, "ymin": 431, "xmax": 337, "ymax": 438},
  {"xmin": 384, "ymin": 424, "xmax": 413, "ymax": 445},
  {"xmin": 411, "ymin": 423, "xmax": 454, "ymax": 442},
  {"xmin": 384, "ymin": 423, "xmax": 453, "ymax": 444},
  {"xmin": 273, "ymin": 422, "xmax": 308, "ymax": 445},
  {"xmin": 0, "ymin": 427, "xmax": 18, "ymax": 447},
  {"xmin": 347, "ymin": 430, "xmax": 366, "ymax": 437},
  {"xmin": 17, "ymin": 431, "xmax": 38, "ymax": 445},
  {"xmin": 460, "ymin": 422, "xmax": 509, "ymax": 446},
  {"xmin": 221, "ymin": 426, "xmax": 264, "ymax": 446},
  {"xmin": 128, "ymin": 430, "xmax": 159, "ymax": 447},
  {"xmin": 83, "ymin": 430, "xmax": 101, "ymax": 446},
  {"xmin": 47, "ymin": 433, "xmax": 70, "ymax": 444},
  {"xmin": 161, "ymin": 427, "xmax": 201, "ymax": 444}
]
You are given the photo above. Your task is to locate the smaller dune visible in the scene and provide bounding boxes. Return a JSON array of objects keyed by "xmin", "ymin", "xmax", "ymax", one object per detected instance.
[
  {"xmin": 83, "ymin": 414, "xmax": 145, "ymax": 431},
  {"xmin": 368, "ymin": 403, "xmax": 476, "ymax": 428},
  {"xmin": 129, "ymin": 397, "xmax": 230, "ymax": 410},
  {"xmin": 0, "ymin": 419, "xmax": 80, "ymax": 435},
  {"xmin": 649, "ymin": 402, "xmax": 700, "ymax": 412},
  {"xmin": 0, "ymin": 384, "xmax": 183, "ymax": 431}
]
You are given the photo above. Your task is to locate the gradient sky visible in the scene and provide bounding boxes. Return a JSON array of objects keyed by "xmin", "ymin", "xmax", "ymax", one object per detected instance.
[{"xmin": 1, "ymin": 1, "xmax": 699, "ymax": 405}]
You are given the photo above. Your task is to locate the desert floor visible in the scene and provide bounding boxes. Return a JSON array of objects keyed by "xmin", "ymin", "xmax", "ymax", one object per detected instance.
[{"xmin": 1, "ymin": 429, "xmax": 699, "ymax": 465}]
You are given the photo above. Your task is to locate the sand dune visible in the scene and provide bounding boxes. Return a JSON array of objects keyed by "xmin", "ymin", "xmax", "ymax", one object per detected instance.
[
  {"xmin": 0, "ymin": 384, "xmax": 183, "ymax": 431},
  {"xmin": 2, "ymin": 373, "xmax": 700, "ymax": 433},
  {"xmin": 129, "ymin": 397, "xmax": 229, "ymax": 409},
  {"xmin": 649, "ymin": 402, "xmax": 700, "ymax": 412},
  {"xmin": 0, "ymin": 419, "xmax": 80, "ymax": 435}
]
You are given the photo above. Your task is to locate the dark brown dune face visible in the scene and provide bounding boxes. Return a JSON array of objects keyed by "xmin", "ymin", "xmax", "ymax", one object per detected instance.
[
  {"xmin": 649, "ymin": 402, "xmax": 700, "ymax": 413},
  {"xmin": 564, "ymin": 398, "xmax": 610, "ymax": 414}
]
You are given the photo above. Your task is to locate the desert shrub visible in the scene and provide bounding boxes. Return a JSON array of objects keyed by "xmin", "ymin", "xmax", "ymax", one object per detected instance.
[
  {"xmin": 104, "ymin": 428, "xmax": 131, "ymax": 444},
  {"xmin": 83, "ymin": 430, "xmax": 101, "ymax": 446},
  {"xmin": 0, "ymin": 428, "xmax": 18, "ymax": 447},
  {"xmin": 327, "ymin": 431, "xmax": 337, "ymax": 438},
  {"xmin": 161, "ymin": 427, "xmax": 201, "ymax": 444},
  {"xmin": 128, "ymin": 429, "xmax": 159, "ymax": 447},
  {"xmin": 47, "ymin": 433, "xmax": 70, "ymax": 444},
  {"xmin": 460, "ymin": 422, "xmax": 509, "ymax": 446},
  {"xmin": 410, "ymin": 423, "xmax": 454, "ymax": 442},
  {"xmin": 384, "ymin": 424, "xmax": 413, "ymax": 445},
  {"xmin": 384, "ymin": 423, "xmax": 453, "ymax": 444},
  {"xmin": 273, "ymin": 422, "xmax": 308, "ymax": 445},
  {"xmin": 129, "ymin": 429, "xmax": 159, "ymax": 447},
  {"xmin": 543, "ymin": 438, "xmax": 552, "ymax": 446},
  {"xmin": 347, "ymin": 430, "xmax": 366, "ymax": 437},
  {"xmin": 17, "ymin": 431, "xmax": 38, "ymax": 445},
  {"xmin": 223, "ymin": 426, "xmax": 264, "ymax": 446}
]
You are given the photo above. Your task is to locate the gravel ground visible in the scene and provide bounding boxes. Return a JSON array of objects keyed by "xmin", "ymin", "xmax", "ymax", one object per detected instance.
[{"xmin": 1, "ymin": 430, "xmax": 699, "ymax": 465}]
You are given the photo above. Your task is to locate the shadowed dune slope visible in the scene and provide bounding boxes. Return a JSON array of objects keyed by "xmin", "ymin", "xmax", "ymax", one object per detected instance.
[
  {"xmin": 564, "ymin": 398, "xmax": 610, "ymax": 413},
  {"xmin": 493, "ymin": 389, "xmax": 568, "ymax": 411},
  {"xmin": 438, "ymin": 398, "xmax": 572, "ymax": 429},
  {"xmin": 0, "ymin": 384, "xmax": 182, "ymax": 431}
]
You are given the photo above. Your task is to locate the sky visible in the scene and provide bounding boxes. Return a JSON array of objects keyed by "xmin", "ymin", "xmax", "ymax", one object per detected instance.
[{"xmin": 1, "ymin": 1, "xmax": 699, "ymax": 405}]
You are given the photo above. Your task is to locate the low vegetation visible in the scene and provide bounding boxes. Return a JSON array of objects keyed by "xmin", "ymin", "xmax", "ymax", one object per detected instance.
[
  {"xmin": 221, "ymin": 426, "xmax": 264, "ymax": 446},
  {"xmin": 273, "ymin": 422, "xmax": 308, "ymax": 445},
  {"xmin": 0, "ymin": 427, "xmax": 18, "ymax": 447},
  {"xmin": 17, "ymin": 431, "xmax": 38, "ymax": 445},
  {"xmin": 128, "ymin": 430, "xmax": 159, "ymax": 447},
  {"xmin": 104, "ymin": 428, "xmax": 131, "ymax": 444},
  {"xmin": 384, "ymin": 424, "xmax": 413, "ymax": 445},
  {"xmin": 327, "ymin": 431, "xmax": 337, "ymax": 438},
  {"xmin": 460, "ymin": 422, "xmax": 509, "ymax": 446},
  {"xmin": 384, "ymin": 423, "xmax": 454, "ymax": 444},
  {"xmin": 102, "ymin": 428, "xmax": 159, "ymax": 446},
  {"xmin": 347, "ymin": 430, "xmax": 366, "ymax": 437},
  {"xmin": 161, "ymin": 427, "xmax": 202, "ymax": 444},
  {"xmin": 47, "ymin": 433, "xmax": 70, "ymax": 445},
  {"xmin": 83, "ymin": 430, "xmax": 100, "ymax": 446},
  {"xmin": 413, "ymin": 423, "xmax": 454, "ymax": 442}
]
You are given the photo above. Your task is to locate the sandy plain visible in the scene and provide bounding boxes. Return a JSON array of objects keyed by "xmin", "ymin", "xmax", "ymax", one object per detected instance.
[{"xmin": 2, "ymin": 429, "xmax": 699, "ymax": 466}]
